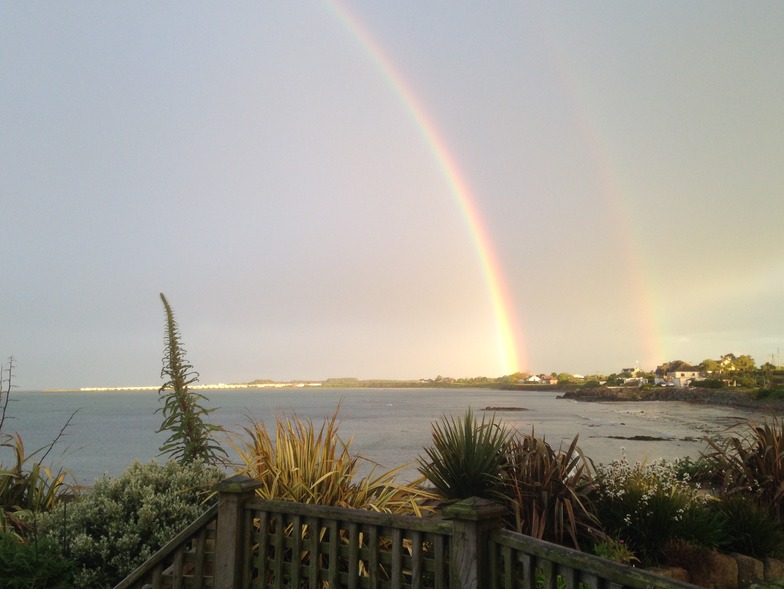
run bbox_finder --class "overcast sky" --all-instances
[2,2,783,390]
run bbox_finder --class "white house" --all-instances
[666,367,701,388]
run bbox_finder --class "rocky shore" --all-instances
[560,386,784,411]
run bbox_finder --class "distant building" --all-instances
[654,361,701,388]
[623,377,646,387]
[668,367,701,387]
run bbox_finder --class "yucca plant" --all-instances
[230,409,436,514]
[418,409,512,501]
[502,432,599,549]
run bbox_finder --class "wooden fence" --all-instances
[115,475,697,589]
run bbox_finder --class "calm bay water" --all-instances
[1,387,773,485]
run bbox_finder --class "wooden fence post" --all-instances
[213,475,262,589]
[443,497,507,589]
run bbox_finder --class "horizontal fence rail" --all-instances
[242,499,453,589]
[489,528,698,589]
[115,504,218,589]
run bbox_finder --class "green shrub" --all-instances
[757,388,784,401]
[673,455,723,487]
[592,538,638,565]
[39,460,222,589]
[0,531,75,588]
[418,409,512,501]
[697,379,725,389]
[581,381,602,389]
[713,494,784,558]
[594,457,722,564]
[503,432,599,549]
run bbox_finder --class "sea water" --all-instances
[1,387,772,485]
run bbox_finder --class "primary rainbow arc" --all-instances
[328,1,525,375]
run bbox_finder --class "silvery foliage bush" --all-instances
[594,456,723,563]
[39,459,223,589]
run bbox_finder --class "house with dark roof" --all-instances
[654,361,702,388]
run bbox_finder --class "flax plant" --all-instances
[503,432,599,549]
[703,415,784,519]
[229,409,436,515]
[0,434,71,537]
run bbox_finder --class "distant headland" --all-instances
[45,376,559,393]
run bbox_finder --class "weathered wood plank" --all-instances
[272,512,285,588]
[521,553,535,589]
[391,528,403,589]
[152,567,162,589]
[491,529,698,589]
[240,510,253,589]
[308,516,320,584]
[245,499,452,535]
[348,522,360,589]
[193,527,206,589]
[368,525,379,589]
[410,530,422,589]
[257,511,269,588]
[433,533,447,589]
[291,514,302,589]
[559,564,577,589]
[327,519,340,588]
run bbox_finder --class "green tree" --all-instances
[735,354,756,372]
[700,358,721,373]
[720,353,738,371]
[158,293,226,465]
